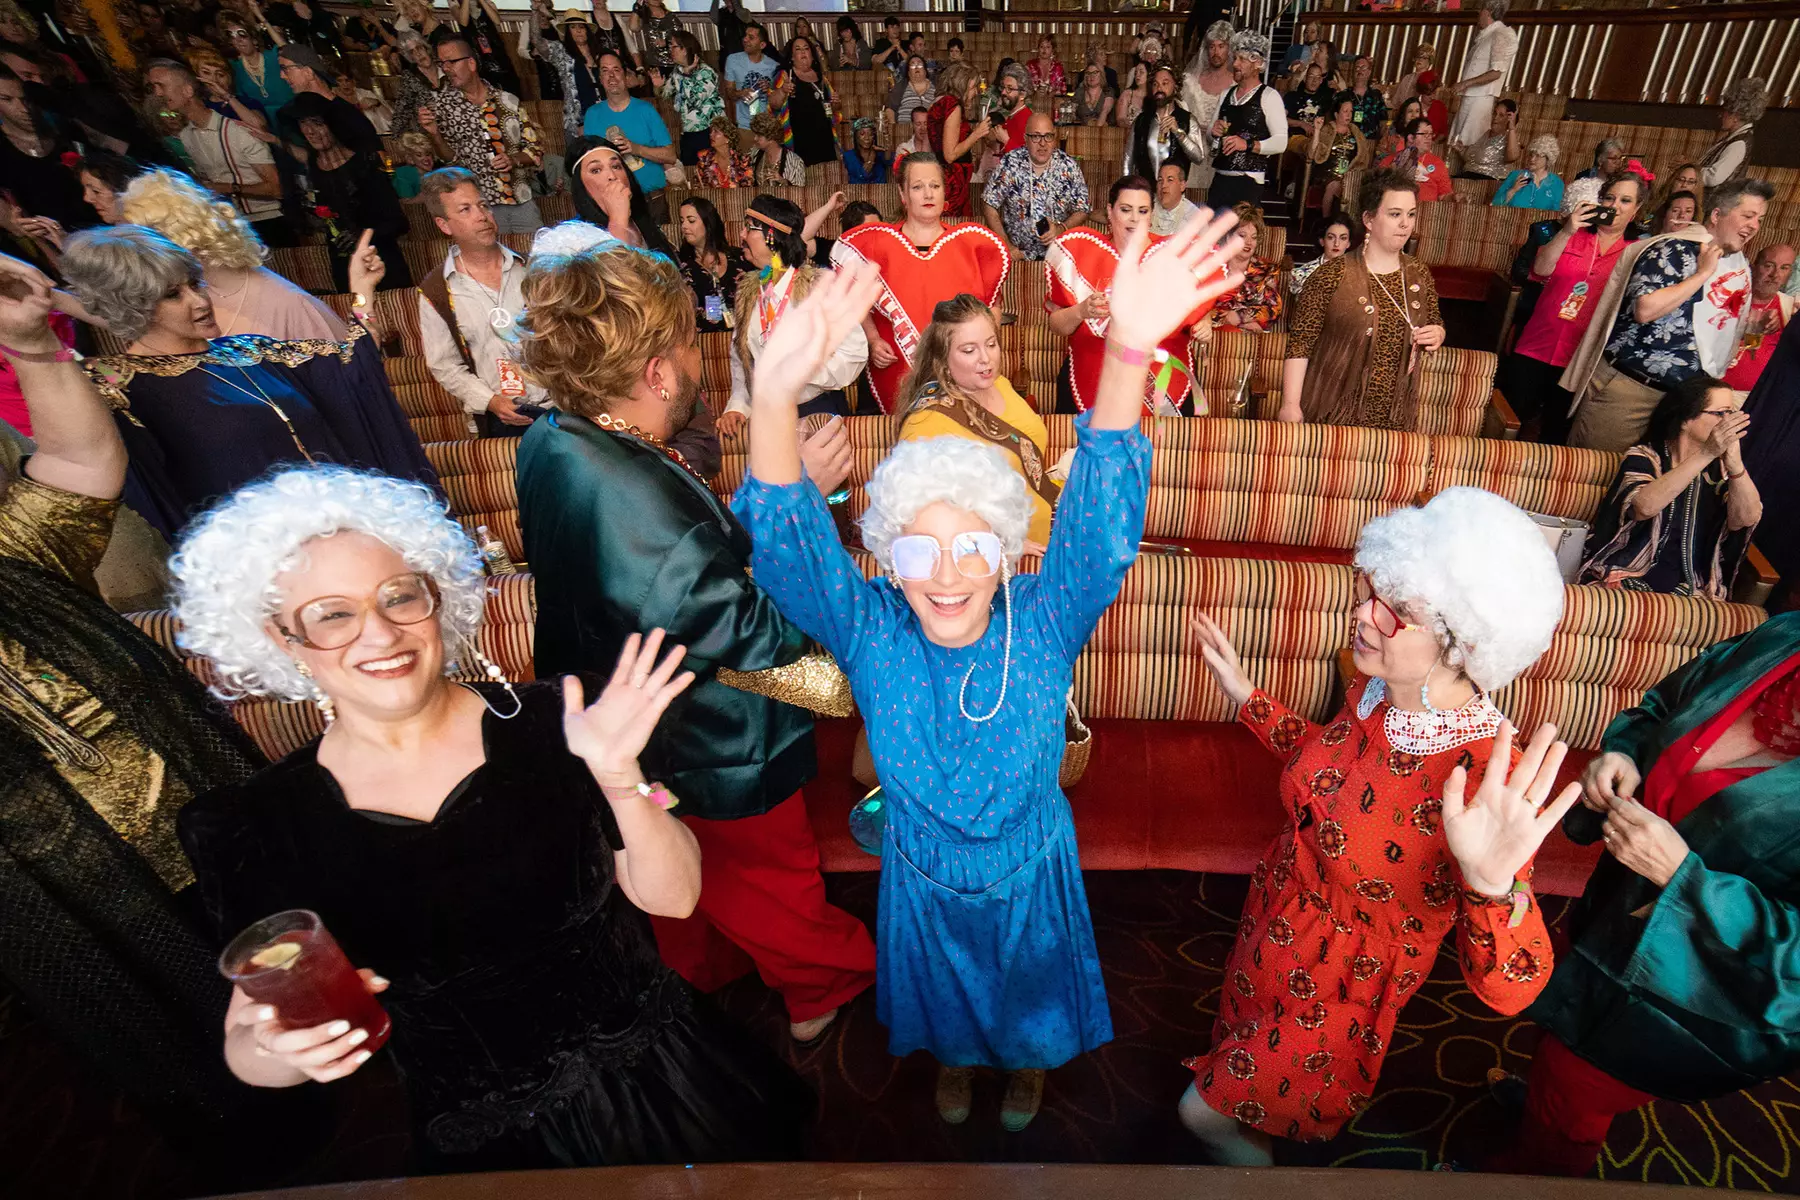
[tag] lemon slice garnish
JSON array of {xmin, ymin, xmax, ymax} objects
[{"xmin": 250, "ymin": 942, "xmax": 302, "ymax": 970}]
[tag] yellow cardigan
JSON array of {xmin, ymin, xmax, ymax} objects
[{"xmin": 897, "ymin": 378, "xmax": 1056, "ymax": 547}]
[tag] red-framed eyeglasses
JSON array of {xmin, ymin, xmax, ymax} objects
[{"xmin": 1354, "ymin": 572, "xmax": 1424, "ymax": 639}]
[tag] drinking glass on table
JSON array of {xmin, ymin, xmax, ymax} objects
[{"xmin": 221, "ymin": 909, "xmax": 391, "ymax": 1054}]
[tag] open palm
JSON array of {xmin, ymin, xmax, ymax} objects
[
  {"xmin": 1441, "ymin": 720, "xmax": 1583, "ymax": 897},
  {"xmin": 1108, "ymin": 205, "xmax": 1245, "ymax": 351},
  {"xmin": 563, "ymin": 629, "xmax": 695, "ymax": 778},
  {"xmin": 752, "ymin": 261, "xmax": 884, "ymax": 410}
]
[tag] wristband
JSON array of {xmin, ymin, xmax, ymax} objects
[
  {"xmin": 1105, "ymin": 340, "xmax": 1153, "ymax": 366},
  {"xmin": 0, "ymin": 341, "xmax": 73, "ymax": 363},
  {"xmin": 603, "ymin": 779, "xmax": 679, "ymax": 811},
  {"xmin": 825, "ymin": 487, "xmax": 851, "ymax": 506}
]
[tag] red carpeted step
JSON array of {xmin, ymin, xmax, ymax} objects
[{"xmin": 805, "ymin": 719, "xmax": 1603, "ymax": 894}]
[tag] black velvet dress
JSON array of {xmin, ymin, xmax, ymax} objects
[{"xmin": 177, "ymin": 681, "xmax": 813, "ymax": 1171}]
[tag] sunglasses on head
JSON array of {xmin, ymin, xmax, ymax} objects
[{"xmin": 891, "ymin": 532, "xmax": 1004, "ymax": 582}]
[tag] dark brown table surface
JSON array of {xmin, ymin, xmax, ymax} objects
[{"xmin": 214, "ymin": 1163, "xmax": 1701, "ymax": 1200}]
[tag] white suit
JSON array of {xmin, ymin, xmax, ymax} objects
[{"xmin": 1447, "ymin": 20, "xmax": 1519, "ymax": 148}]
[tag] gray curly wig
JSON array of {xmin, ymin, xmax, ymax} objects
[
  {"xmin": 1526, "ymin": 134, "xmax": 1560, "ymax": 169},
  {"xmin": 1353, "ymin": 487, "xmax": 1563, "ymax": 692},
  {"xmin": 1724, "ymin": 77, "xmax": 1769, "ymax": 124},
  {"xmin": 170, "ymin": 467, "xmax": 488, "ymax": 701},
  {"xmin": 860, "ymin": 437, "xmax": 1033, "ymax": 571},
  {"xmin": 61, "ymin": 225, "xmax": 204, "ymax": 345},
  {"xmin": 1205, "ymin": 19, "xmax": 1234, "ymax": 47},
  {"xmin": 1229, "ymin": 30, "xmax": 1270, "ymax": 62}
]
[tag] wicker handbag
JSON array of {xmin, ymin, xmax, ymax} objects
[{"xmin": 851, "ymin": 695, "xmax": 1093, "ymax": 791}]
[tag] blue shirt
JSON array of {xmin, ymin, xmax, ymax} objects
[
  {"xmin": 1493, "ymin": 169, "xmax": 1564, "ymax": 211},
  {"xmin": 581, "ymin": 96, "xmax": 670, "ymax": 192},
  {"xmin": 843, "ymin": 147, "xmax": 891, "ymax": 184},
  {"xmin": 723, "ymin": 50, "xmax": 782, "ymax": 128},
  {"xmin": 1606, "ymin": 238, "xmax": 1703, "ymax": 383}
]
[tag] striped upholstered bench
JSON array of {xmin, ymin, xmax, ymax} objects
[{"xmin": 125, "ymin": 573, "xmax": 537, "ymax": 763}]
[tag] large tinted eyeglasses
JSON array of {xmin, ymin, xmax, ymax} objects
[
  {"xmin": 891, "ymin": 532, "xmax": 1004, "ymax": 582},
  {"xmin": 277, "ymin": 572, "xmax": 441, "ymax": 651},
  {"xmin": 1353, "ymin": 572, "xmax": 1423, "ymax": 639}
]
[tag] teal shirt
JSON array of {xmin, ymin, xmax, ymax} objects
[{"xmin": 1527, "ymin": 611, "xmax": 1800, "ymax": 1099}]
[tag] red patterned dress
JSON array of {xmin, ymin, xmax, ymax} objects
[{"xmin": 1183, "ymin": 674, "xmax": 1554, "ymax": 1141}]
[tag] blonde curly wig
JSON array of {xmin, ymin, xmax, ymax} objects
[
  {"xmin": 516, "ymin": 233, "xmax": 695, "ymax": 419},
  {"xmin": 120, "ymin": 168, "xmax": 268, "ymax": 271}
]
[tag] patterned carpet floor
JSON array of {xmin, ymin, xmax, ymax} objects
[{"xmin": 5, "ymin": 870, "xmax": 1800, "ymax": 1198}]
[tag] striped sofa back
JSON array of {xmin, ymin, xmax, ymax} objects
[
  {"xmin": 125, "ymin": 574, "xmax": 538, "ymax": 762},
  {"xmin": 442, "ymin": 416, "xmax": 1619, "ymax": 565}
]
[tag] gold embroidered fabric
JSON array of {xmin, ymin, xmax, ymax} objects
[
  {"xmin": 83, "ymin": 324, "xmax": 369, "ymax": 417},
  {"xmin": 0, "ymin": 475, "xmax": 194, "ymax": 890},
  {"xmin": 717, "ymin": 652, "xmax": 856, "ymax": 718}
]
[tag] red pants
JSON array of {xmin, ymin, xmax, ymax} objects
[
  {"xmin": 1502, "ymin": 1032, "xmax": 1654, "ymax": 1176},
  {"xmin": 651, "ymin": 791, "xmax": 875, "ymax": 1023}
]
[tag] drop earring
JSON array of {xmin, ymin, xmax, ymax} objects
[
  {"xmin": 294, "ymin": 659, "xmax": 335, "ymax": 726},
  {"xmin": 1419, "ymin": 663, "xmax": 1438, "ymax": 715},
  {"xmin": 464, "ymin": 637, "xmax": 523, "ymax": 720}
]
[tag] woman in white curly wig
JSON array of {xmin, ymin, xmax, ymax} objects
[
  {"xmin": 1180, "ymin": 486, "xmax": 1579, "ymax": 1163},
  {"xmin": 735, "ymin": 205, "xmax": 1246, "ymax": 1132},
  {"xmin": 170, "ymin": 465, "xmax": 813, "ymax": 1170}
]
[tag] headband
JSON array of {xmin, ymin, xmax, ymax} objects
[
  {"xmin": 570, "ymin": 141, "xmax": 625, "ymax": 174},
  {"xmin": 1623, "ymin": 159, "xmax": 1656, "ymax": 186},
  {"xmin": 743, "ymin": 207, "xmax": 793, "ymax": 234}
]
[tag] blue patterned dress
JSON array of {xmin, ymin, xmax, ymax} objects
[{"xmin": 732, "ymin": 416, "xmax": 1149, "ymax": 1069}]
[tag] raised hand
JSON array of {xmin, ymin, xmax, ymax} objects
[
  {"xmin": 563, "ymin": 629, "xmax": 696, "ymax": 783},
  {"xmin": 1107, "ymin": 204, "xmax": 1243, "ymax": 352},
  {"xmin": 1704, "ymin": 410, "xmax": 1750, "ymax": 458},
  {"xmin": 1580, "ymin": 750, "xmax": 1640, "ymax": 813},
  {"xmin": 347, "ymin": 229, "xmax": 386, "ymax": 298},
  {"xmin": 1191, "ymin": 613, "xmax": 1253, "ymax": 707},
  {"xmin": 752, "ymin": 260, "xmax": 883, "ymax": 413},
  {"xmin": 0, "ymin": 252, "xmax": 58, "ymax": 350},
  {"xmin": 1441, "ymin": 720, "xmax": 1583, "ymax": 897}
]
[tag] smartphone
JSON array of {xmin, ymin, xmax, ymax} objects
[
  {"xmin": 513, "ymin": 402, "xmax": 552, "ymax": 421},
  {"xmin": 1036, "ymin": 216, "xmax": 1051, "ymax": 236}
]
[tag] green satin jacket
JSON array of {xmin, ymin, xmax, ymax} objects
[
  {"xmin": 516, "ymin": 412, "xmax": 815, "ymax": 822},
  {"xmin": 1528, "ymin": 610, "xmax": 1800, "ymax": 1099}
]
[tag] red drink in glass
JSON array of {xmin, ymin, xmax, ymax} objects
[{"xmin": 220, "ymin": 910, "xmax": 390, "ymax": 1053}]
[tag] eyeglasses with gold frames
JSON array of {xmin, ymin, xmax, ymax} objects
[{"xmin": 276, "ymin": 572, "xmax": 442, "ymax": 651}]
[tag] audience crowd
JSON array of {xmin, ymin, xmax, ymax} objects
[{"xmin": 1, "ymin": 0, "xmax": 1799, "ymax": 1191}]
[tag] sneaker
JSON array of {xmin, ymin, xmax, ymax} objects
[
  {"xmin": 936, "ymin": 1064, "xmax": 974, "ymax": 1125},
  {"xmin": 1000, "ymin": 1068, "xmax": 1045, "ymax": 1132}
]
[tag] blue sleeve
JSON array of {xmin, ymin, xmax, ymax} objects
[
  {"xmin": 732, "ymin": 473, "xmax": 890, "ymax": 668},
  {"xmin": 1628, "ymin": 240, "xmax": 1693, "ymax": 299},
  {"xmin": 1492, "ymin": 172, "xmax": 1518, "ymax": 206},
  {"xmin": 581, "ymin": 104, "xmax": 603, "ymax": 136},
  {"xmin": 724, "ymin": 54, "xmax": 746, "ymax": 87},
  {"xmin": 1033, "ymin": 412, "xmax": 1151, "ymax": 664}
]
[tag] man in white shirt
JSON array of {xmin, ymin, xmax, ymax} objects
[
  {"xmin": 1445, "ymin": 0, "xmax": 1519, "ymax": 150},
  {"xmin": 1150, "ymin": 160, "xmax": 1200, "ymax": 235},
  {"xmin": 145, "ymin": 59, "xmax": 287, "ymax": 239},
  {"xmin": 894, "ymin": 107, "xmax": 930, "ymax": 160},
  {"xmin": 415, "ymin": 168, "xmax": 548, "ymax": 438}
]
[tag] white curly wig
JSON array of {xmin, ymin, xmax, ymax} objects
[
  {"xmin": 860, "ymin": 437, "xmax": 1033, "ymax": 569},
  {"xmin": 169, "ymin": 467, "xmax": 487, "ymax": 701},
  {"xmin": 1353, "ymin": 487, "xmax": 1563, "ymax": 692}
]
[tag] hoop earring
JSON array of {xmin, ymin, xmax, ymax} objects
[
  {"xmin": 294, "ymin": 659, "xmax": 335, "ymax": 726},
  {"xmin": 465, "ymin": 637, "xmax": 523, "ymax": 720}
]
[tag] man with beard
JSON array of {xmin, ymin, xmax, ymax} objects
[
  {"xmin": 1123, "ymin": 65, "xmax": 1208, "ymax": 187},
  {"xmin": 1206, "ymin": 30, "xmax": 1287, "ymax": 210},
  {"xmin": 1180, "ymin": 20, "xmax": 1236, "ymax": 195},
  {"xmin": 514, "ymin": 231, "xmax": 876, "ymax": 1046},
  {"xmin": 988, "ymin": 62, "xmax": 1032, "ymax": 156}
]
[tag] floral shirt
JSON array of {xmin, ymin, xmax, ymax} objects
[
  {"xmin": 694, "ymin": 148, "xmax": 753, "ymax": 188},
  {"xmin": 430, "ymin": 84, "xmax": 541, "ymax": 208},
  {"xmin": 980, "ymin": 148, "xmax": 1090, "ymax": 261},
  {"xmin": 1606, "ymin": 239, "xmax": 1749, "ymax": 385},
  {"xmin": 1341, "ymin": 85, "xmax": 1386, "ymax": 139},
  {"xmin": 661, "ymin": 63, "xmax": 725, "ymax": 134},
  {"xmin": 1027, "ymin": 58, "xmax": 1068, "ymax": 94},
  {"xmin": 1213, "ymin": 256, "xmax": 1283, "ymax": 330}
]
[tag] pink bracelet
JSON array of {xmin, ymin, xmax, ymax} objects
[
  {"xmin": 603, "ymin": 779, "xmax": 679, "ymax": 811},
  {"xmin": 0, "ymin": 342, "xmax": 73, "ymax": 364},
  {"xmin": 1105, "ymin": 340, "xmax": 1153, "ymax": 366}
]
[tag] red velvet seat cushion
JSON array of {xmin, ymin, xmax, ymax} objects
[
  {"xmin": 804, "ymin": 719, "xmax": 1602, "ymax": 895},
  {"xmin": 1428, "ymin": 264, "xmax": 1503, "ymax": 302}
]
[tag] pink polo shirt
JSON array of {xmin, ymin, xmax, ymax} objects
[
  {"xmin": 1515, "ymin": 230, "xmax": 1634, "ymax": 369},
  {"xmin": 0, "ymin": 313, "xmax": 77, "ymax": 438}
]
